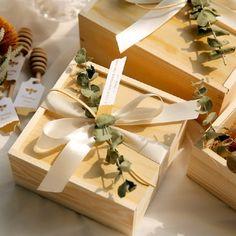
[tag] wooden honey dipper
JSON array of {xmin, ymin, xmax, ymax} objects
[
  {"xmin": 30, "ymin": 47, "xmax": 47, "ymax": 81},
  {"xmin": 18, "ymin": 27, "xmax": 33, "ymax": 56},
  {"xmin": 7, "ymin": 27, "xmax": 33, "ymax": 98}
]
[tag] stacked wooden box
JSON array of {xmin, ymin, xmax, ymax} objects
[
  {"xmin": 187, "ymin": 100, "xmax": 236, "ymax": 210},
  {"xmin": 79, "ymin": 0, "xmax": 236, "ymax": 210},
  {"xmin": 9, "ymin": 61, "xmax": 189, "ymax": 235},
  {"xmin": 79, "ymin": 0, "xmax": 236, "ymax": 114}
]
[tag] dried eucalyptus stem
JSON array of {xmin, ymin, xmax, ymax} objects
[
  {"xmin": 74, "ymin": 48, "xmax": 137, "ymax": 198},
  {"xmin": 189, "ymin": 0, "xmax": 235, "ymax": 65}
]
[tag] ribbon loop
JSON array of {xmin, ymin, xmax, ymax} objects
[
  {"xmin": 34, "ymin": 118, "xmax": 92, "ymax": 153},
  {"xmin": 35, "ymin": 88, "xmax": 199, "ymax": 192},
  {"xmin": 113, "ymin": 93, "xmax": 163, "ymax": 123},
  {"xmin": 38, "ymin": 125, "xmax": 95, "ymax": 192},
  {"xmin": 113, "ymin": 126, "xmax": 169, "ymax": 164}
]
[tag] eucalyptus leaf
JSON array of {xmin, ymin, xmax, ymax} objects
[
  {"xmin": 204, "ymin": 129, "xmax": 223, "ymax": 141},
  {"xmin": 106, "ymin": 148, "xmax": 119, "ymax": 164},
  {"xmin": 86, "ymin": 91, "xmax": 101, "ymax": 107},
  {"xmin": 209, "ymin": 47, "xmax": 236, "ymax": 60},
  {"xmin": 118, "ymin": 181, "xmax": 127, "ymax": 198},
  {"xmin": 77, "ymin": 71, "xmax": 89, "ymax": 88},
  {"xmin": 96, "ymin": 114, "xmax": 116, "ymax": 128},
  {"xmin": 191, "ymin": 0, "xmax": 209, "ymax": 7},
  {"xmin": 119, "ymin": 160, "xmax": 131, "ymax": 172},
  {"xmin": 91, "ymin": 84, "xmax": 100, "ymax": 92},
  {"xmin": 94, "ymin": 127, "xmax": 112, "ymax": 142},
  {"xmin": 197, "ymin": 8, "xmax": 217, "ymax": 27},
  {"xmin": 81, "ymin": 88, "xmax": 94, "ymax": 98},
  {"xmin": 227, "ymin": 152, "xmax": 236, "ymax": 173},
  {"xmin": 86, "ymin": 65, "xmax": 96, "ymax": 79},
  {"xmin": 213, "ymin": 28, "xmax": 230, "ymax": 36},
  {"xmin": 126, "ymin": 180, "xmax": 137, "ymax": 192},
  {"xmin": 207, "ymin": 38, "xmax": 229, "ymax": 48},
  {"xmin": 197, "ymin": 96, "xmax": 213, "ymax": 114},
  {"xmin": 91, "ymin": 72, "xmax": 98, "ymax": 81},
  {"xmin": 118, "ymin": 155, "xmax": 124, "ymax": 164},
  {"xmin": 75, "ymin": 48, "xmax": 87, "ymax": 64},
  {"xmin": 194, "ymin": 85, "xmax": 207, "ymax": 97},
  {"xmin": 118, "ymin": 180, "xmax": 136, "ymax": 198},
  {"xmin": 110, "ymin": 129, "xmax": 123, "ymax": 150},
  {"xmin": 202, "ymin": 112, "xmax": 217, "ymax": 126},
  {"xmin": 190, "ymin": 11, "xmax": 200, "ymax": 20}
]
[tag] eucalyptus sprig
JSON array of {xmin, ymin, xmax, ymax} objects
[
  {"xmin": 193, "ymin": 80, "xmax": 236, "ymax": 173},
  {"xmin": 75, "ymin": 48, "xmax": 136, "ymax": 197},
  {"xmin": 189, "ymin": 0, "xmax": 235, "ymax": 65}
]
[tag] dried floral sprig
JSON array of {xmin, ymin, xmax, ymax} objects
[
  {"xmin": 75, "ymin": 48, "xmax": 136, "ymax": 198},
  {"xmin": 0, "ymin": 29, "xmax": 21, "ymax": 85},
  {"xmin": 193, "ymin": 80, "xmax": 236, "ymax": 173},
  {"xmin": 0, "ymin": 16, "xmax": 18, "ymax": 55},
  {"xmin": 189, "ymin": 0, "xmax": 235, "ymax": 65}
]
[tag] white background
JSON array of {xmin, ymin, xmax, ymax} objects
[{"xmin": 0, "ymin": 0, "xmax": 235, "ymax": 235}]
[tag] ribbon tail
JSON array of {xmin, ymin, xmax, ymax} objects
[
  {"xmin": 116, "ymin": 0, "xmax": 187, "ymax": 53},
  {"xmin": 150, "ymin": 100, "xmax": 199, "ymax": 124},
  {"xmin": 34, "ymin": 118, "xmax": 90, "ymax": 153},
  {"xmin": 38, "ymin": 125, "xmax": 95, "ymax": 192},
  {"xmin": 113, "ymin": 127, "xmax": 169, "ymax": 164}
]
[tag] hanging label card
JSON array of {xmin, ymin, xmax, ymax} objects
[
  {"xmin": 97, "ymin": 57, "xmax": 127, "ymax": 115},
  {"xmin": 14, "ymin": 78, "xmax": 45, "ymax": 116},
  {"xmin": 6, "ymin": 54, "xmax": 25, "ymax": 81},
  {"xmin": 0, "ymin": 97, "xmax": 19, "ymax": 133}
]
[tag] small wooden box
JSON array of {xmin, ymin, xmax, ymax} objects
[
  {"xmin": 187, "ymin": 101, "xmax": 236, "ymax": 210},
  {"xmin": 79, "ymin": 0, "xmax": 236, "ymax": 114},
  {"xmin": 9, "ymin": 60, "xmax": 188, "ymax": 236}
]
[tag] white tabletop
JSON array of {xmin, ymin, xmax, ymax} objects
[{"xmin": 0, "ymin": 1, "xmax": 235, "ymax": 236}]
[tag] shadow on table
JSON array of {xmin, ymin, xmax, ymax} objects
[
  {"xmin": 1, "ymin": 183, "xmax": 123, "ymax": 236},
  {"xmin": 138, "ymin": 141, "xmax": 236, "ymax": 236}
]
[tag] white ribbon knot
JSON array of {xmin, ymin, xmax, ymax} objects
[{"xmin": 34, "ymin": 89, "xmax": 199, "ymax": 192}]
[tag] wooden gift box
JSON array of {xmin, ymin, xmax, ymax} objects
[
  {"xmin": 79, "ymin": 0, "xmax": 236, "ymax": 114},
  {"xmin": 9, "ymin": 60, "xmax": 188, "ymax": 236},
  {"xmin": 187, "ymin": 101, "xmax": 236, "ymax": 210}
]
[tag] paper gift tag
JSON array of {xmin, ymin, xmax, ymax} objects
[
  {"xmin": 97, "ymin": 57, "xmax": 127, "ymax": 115},
  {"xmin": 6, "ymin": 54, "xmax": 25, "ymax": 81},
  {"xmin": 14, "ymin": 77, "xmax": 45, "ymax": 116},
  {"xmin": 0, "ymin": 97, "xmax": 19, "ymax": 133}
]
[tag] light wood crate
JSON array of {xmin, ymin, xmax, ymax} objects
[
  {"xmin": 79, "ymin": 0, "xmax": 236, "ymax": 114},
  {"xmin": 9, "ymin": 61, "xmax": 188, "ymax": 235},
  {"xmin": 187, "ymin": 101, "xmax": 236, "ymax": 210}
]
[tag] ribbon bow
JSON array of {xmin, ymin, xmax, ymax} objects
[{"xmin": 34, "ymin": 89, "xmax": 198, "ymax": 192}]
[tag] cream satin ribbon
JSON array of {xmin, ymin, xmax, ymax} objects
[
  {"xmin": 116, "ymin": 0, "xmax": 187, "ymax": 53},
  {"xmin": 34, "ymin": 89, "xmax": 199, "ymax": 192}
]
